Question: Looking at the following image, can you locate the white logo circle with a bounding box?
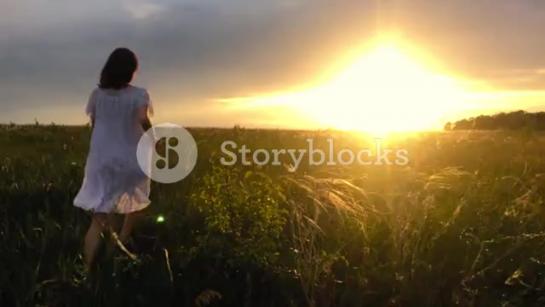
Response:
[136,123,198,183]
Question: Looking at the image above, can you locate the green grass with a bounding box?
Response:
[1,124,545,306]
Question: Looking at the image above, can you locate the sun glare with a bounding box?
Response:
[222,38,470,134]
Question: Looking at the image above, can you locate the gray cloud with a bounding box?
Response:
[1,0,545,124]
[393,0,545,75]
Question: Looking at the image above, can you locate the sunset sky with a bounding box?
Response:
[2,0,545,131]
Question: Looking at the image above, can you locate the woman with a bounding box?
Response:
[74,47,153,269]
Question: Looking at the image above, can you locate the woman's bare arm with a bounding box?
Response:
[138,105,152,131]
[142,116,151,131]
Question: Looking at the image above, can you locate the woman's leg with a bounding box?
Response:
[105,213,121,257]
[84,213,108,270]
[119,211,140,244]
[107,213,121,234]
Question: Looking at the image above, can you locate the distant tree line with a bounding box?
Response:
[444,110,545,131]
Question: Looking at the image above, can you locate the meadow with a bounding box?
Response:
[1,124,545,306]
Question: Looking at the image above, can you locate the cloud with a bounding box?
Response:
[122,1,165,19]
[1,0,545,124]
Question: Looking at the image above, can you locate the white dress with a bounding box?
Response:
[74,85,153,214]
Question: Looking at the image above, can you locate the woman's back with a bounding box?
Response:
[75,84,153,213]
[88,86,152,156]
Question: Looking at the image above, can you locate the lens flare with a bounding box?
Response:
[221,36,474,134]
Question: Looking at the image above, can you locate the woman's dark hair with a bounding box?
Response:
[99,48,138,89]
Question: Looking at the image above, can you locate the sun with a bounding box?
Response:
[222,38,469,134]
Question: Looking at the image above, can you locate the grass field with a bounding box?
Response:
[1,124,545,306]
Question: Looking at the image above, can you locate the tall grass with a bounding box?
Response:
[1,125,545,306]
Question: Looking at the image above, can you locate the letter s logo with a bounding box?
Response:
[137,123,198,183]
[155,137,180,170]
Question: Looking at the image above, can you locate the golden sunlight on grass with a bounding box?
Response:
[220,37,476,135]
